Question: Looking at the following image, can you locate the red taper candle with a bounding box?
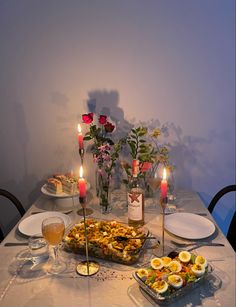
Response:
[77,124,84,150]
[78,166,86,198]
[161,167,167,199]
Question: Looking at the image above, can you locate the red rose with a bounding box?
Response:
[82,113,94,124]
[99,115,107,125]
[140,162,152,173]
[104,121,115,133]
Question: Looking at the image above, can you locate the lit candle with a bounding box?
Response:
[78,166,86,198]
[161,167,167,199]
[77,124,84,150]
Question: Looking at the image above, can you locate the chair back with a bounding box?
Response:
[0,189,25,242]
[208,185,236,251]
[227,212,235,251]
[208,185,236,213]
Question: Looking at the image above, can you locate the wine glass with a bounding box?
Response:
[146,163,161,204]
[42,216,66,274]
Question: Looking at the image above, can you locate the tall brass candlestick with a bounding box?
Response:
[81,197,90,275]
[76,197,100,276]
[160,196,167,256]
[79,148,85,165]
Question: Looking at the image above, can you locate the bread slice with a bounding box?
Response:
[47,178,63,194]
[61,175,78,194]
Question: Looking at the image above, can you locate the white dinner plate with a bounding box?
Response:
[41,181,90,198]
[165,212,215,239]
[18,212,72,237]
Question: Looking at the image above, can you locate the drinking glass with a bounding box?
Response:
[166,168,177,204]
[42,217,66,274]
[146,163,161,204]
[28,234,49,266]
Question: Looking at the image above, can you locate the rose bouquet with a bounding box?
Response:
[82,113,124,213]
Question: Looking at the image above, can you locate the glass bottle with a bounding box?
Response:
[128,160,145,227]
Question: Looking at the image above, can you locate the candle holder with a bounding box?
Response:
[77,196,93,216]
[79,148,85,165]
[160,196,167,256]
[76,197,100,276]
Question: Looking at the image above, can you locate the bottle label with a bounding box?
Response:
[128,192,143,221]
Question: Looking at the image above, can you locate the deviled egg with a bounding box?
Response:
[152,280,169,294]
[161,256,172,267]
[168,260,182,273]
[167,274,183,289]
[191,263,205,277]
[137,268,149,280]
[151,257,164,270]
[195,255,208,268]
[178,251,191,263]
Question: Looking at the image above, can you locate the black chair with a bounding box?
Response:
[0,189,26,242]
[208,185,236,251]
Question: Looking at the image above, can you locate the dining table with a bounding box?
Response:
[0,188,235,307]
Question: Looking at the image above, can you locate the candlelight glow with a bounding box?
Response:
[162,168,167,180]
[77,124,82,133]
[79,166,83,178]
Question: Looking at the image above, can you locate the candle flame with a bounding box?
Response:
[162,168,167,180]
[77,124,82,133]
[79,166,83,178]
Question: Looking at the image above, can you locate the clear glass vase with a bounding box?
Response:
[96,168,112,214]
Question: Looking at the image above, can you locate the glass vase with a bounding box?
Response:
[96,168,112,214]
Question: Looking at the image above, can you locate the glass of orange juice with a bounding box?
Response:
[42,216,66,274]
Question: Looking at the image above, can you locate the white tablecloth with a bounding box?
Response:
[0,189,235,307]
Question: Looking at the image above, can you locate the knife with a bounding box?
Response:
[4,242,28,246]
[186,242,225,251]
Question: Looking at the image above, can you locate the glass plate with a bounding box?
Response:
[133,264,213,305]
[63,218,156,265]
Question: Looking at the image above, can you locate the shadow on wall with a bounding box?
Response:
[0,88,233,236]
[0,101,43,235]
[83,89,210,191]
[86,89,133,139]
[0,101,42,205]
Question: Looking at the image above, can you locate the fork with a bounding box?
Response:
[114,235,157,242]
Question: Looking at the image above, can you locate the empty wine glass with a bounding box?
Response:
[167,168,177,204]
[42,216,66,274]
[146,162,161,203]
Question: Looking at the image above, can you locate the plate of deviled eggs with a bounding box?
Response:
[133,250,211,304]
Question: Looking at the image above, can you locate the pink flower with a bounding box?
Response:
[99,115,107,125]
[104,122,115,133]
[82,113,94,124]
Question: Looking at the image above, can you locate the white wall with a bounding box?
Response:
[0,0,235,235]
